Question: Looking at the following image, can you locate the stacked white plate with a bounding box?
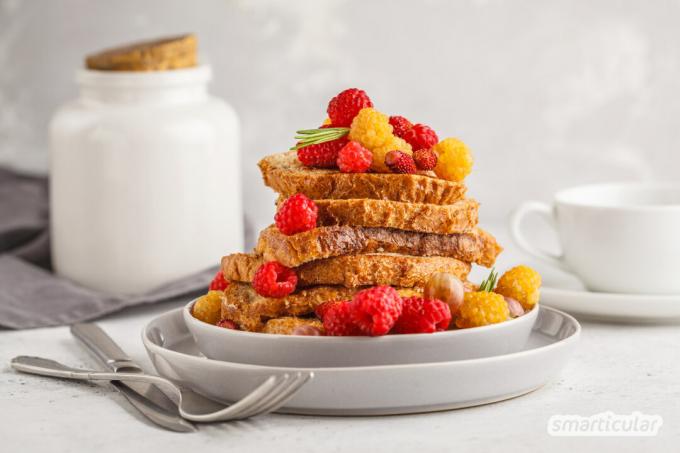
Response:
[142,301,580,415]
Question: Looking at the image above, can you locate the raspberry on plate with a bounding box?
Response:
[495,265,542,310]
[348,108,393,149]
[413,148,438,171]
[327,88,373,127]
[389,115,413,138]
[337,141,372,173]
[393,297,452,334]
[351,286,403,336]
[370,135,412,172]
[315,300,344,320]
[322,300,364,336]
[217,319,238,329]
[296,137,348,168]
[385,150,417,174]
[275,193,318,235]
[252,261,298,298]
[208,270,229,291]
[403,123,439,151]
[456,291,509,328]
[192,291,224,325]
[433,137,473,182]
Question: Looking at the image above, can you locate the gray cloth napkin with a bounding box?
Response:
[0,167,215,329]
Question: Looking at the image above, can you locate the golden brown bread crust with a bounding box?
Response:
[222,282,421,332]
[262,317,325,335]
[255,225,502,268]
[221,253,471,288]
[259,151,466,204]
[85,34,197,71]
[312,198,478,234]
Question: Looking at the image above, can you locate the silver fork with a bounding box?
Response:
[11,356,312,422]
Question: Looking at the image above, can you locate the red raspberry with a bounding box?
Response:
[403,124,439,151]
[208,270,229,291]
[385,150,417,174]
[327,88,373,127]
[297,137,348,168]
[337,141,372,173]
[275,193,318,235]
[217,319,238,329]
[413,148,438,171]
[389,115,413,139]
[322,300,364,336]
[351,286,403,336]
[315,300,344,320]
[252,261,298,298]
[393,297,452,334]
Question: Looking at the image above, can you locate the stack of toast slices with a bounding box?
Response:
[220,151,503,333]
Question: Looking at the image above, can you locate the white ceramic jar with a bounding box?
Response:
[49,65,242,294]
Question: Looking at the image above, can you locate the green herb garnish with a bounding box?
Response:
[290,127,350,150]
[478,268,498,292]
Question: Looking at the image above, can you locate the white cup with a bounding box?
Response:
[510,183,680,294]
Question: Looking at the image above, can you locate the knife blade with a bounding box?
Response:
[70,323,195,432]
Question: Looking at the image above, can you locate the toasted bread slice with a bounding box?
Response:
[262,317,325,335]
[222,253,471,288]
[255,225,502,268]
[259,151,466,204]
[312,198,478,234]
[222,282,421,332]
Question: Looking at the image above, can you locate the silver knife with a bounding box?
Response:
[70,323,195,432]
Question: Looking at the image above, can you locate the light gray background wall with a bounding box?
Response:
[2,0,679,245]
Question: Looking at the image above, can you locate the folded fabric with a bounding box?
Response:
[0,167,212,329]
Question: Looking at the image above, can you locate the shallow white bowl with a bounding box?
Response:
[144,306,579,415]
[182,299,539,367]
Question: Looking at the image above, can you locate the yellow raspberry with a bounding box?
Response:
[433,137,473,181]
[495,265,542,310]
[192,290,224,325]
[370,135,413,172]
[348,108,393,149]
[456,291,509,328]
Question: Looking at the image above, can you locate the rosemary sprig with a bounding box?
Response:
[290,127,350,150]
[478,268,498,292]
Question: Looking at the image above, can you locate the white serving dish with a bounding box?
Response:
[182,299,539,367]
[143,305,580,416]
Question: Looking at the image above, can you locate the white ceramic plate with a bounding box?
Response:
[541,286,680,323]
[182,300,539,367]
[142,306,579,415]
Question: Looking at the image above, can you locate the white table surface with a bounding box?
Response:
[1,226,679,453]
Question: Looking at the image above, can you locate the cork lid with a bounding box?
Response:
[85,34,197,71]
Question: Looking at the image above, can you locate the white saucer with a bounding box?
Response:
[541,285,680,323]
[142,306,580,416]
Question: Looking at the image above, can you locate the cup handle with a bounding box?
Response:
[510,201,568,271]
